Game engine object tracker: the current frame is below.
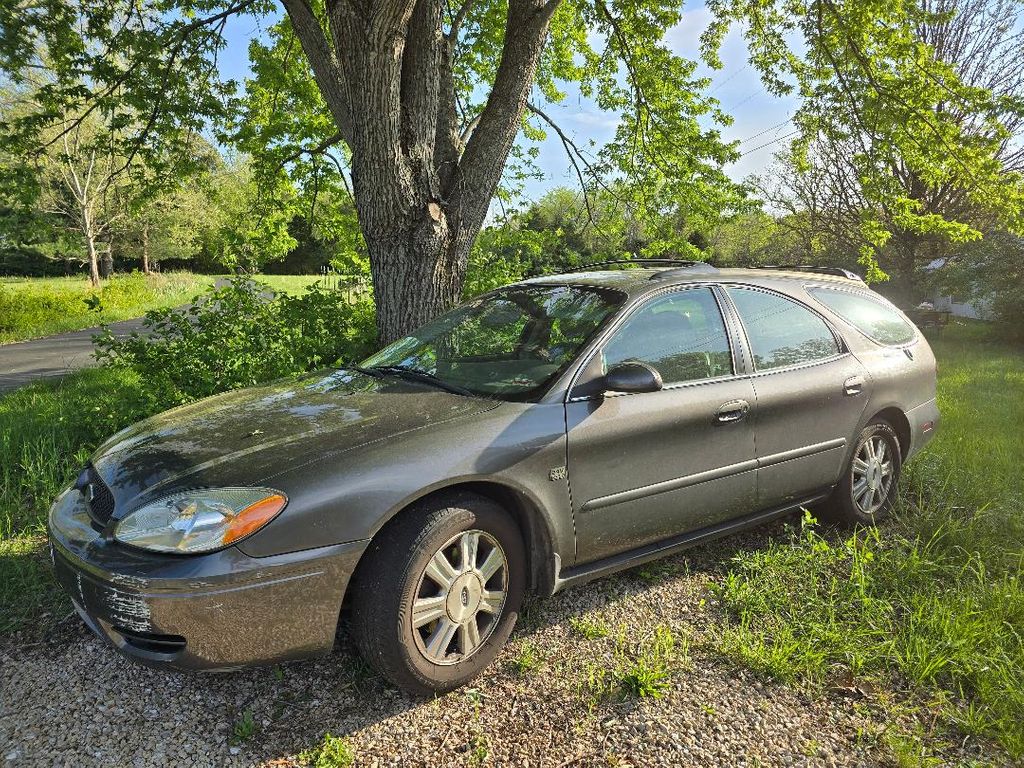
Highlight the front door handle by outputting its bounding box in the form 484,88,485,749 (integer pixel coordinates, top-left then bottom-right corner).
844,375,865,396
716,399,749,424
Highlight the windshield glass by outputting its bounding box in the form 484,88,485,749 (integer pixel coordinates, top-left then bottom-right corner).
360,284,624,400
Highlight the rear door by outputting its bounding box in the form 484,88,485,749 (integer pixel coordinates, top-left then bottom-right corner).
565,286,758,565
723,285,871,507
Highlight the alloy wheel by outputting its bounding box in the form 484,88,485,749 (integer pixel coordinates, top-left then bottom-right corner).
411,530,508,665
851,435,895,515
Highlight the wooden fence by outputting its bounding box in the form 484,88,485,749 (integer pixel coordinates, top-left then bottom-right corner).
319,266,371,304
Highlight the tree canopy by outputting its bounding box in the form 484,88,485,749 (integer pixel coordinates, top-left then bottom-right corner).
2,0,1023,325
704,0,1024,295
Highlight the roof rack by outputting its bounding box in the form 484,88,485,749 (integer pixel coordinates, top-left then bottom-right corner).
558,259,716,275
753,265,864,281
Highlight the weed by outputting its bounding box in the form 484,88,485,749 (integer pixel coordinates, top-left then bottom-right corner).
569,615,609,640
230,709,258,745
633,559,682,584
510,640,542,674
299,733,355,768
584,624,686,702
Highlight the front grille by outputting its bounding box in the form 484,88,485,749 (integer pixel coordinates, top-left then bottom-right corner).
83,465,116,528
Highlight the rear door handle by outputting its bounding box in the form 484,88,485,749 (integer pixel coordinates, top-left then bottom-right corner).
844,375,865,396
716,399,749,424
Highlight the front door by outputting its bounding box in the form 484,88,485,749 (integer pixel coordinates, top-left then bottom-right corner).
723,286,871,507
565,286,758,565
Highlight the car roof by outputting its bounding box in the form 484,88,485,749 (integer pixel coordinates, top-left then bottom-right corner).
518,266,865,299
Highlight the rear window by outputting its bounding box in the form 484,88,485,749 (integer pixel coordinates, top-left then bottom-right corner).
807,287,916,346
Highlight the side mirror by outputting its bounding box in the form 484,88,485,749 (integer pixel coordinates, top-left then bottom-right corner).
603,362,663,394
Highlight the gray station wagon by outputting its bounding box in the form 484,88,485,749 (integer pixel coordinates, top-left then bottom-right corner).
49,261,939,694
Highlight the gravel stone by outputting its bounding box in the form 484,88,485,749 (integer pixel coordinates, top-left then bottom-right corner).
0,523,1008,766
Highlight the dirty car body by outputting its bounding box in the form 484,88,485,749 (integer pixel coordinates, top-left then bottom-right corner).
49,264,939,682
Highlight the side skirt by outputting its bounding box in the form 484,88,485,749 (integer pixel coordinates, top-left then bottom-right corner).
550,491,832,594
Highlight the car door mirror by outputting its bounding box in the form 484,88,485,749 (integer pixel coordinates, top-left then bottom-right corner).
603,362,664,394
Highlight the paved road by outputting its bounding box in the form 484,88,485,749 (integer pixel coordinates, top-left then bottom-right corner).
0,317,147,394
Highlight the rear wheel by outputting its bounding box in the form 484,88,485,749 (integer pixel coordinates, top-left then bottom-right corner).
349,493,525,695
819,420,902,526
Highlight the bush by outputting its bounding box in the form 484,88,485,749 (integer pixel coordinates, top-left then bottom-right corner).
94,277,377,402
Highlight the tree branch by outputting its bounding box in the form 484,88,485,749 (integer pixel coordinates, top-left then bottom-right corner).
278,132,344,167
448,0,562,246
446,0,477,43
526,102,600,221
280,0,354,144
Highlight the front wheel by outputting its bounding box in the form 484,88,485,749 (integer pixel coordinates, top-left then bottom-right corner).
349,493,525,695
819,420,903,526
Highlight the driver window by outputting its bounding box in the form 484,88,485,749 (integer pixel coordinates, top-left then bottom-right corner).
603,288,733,385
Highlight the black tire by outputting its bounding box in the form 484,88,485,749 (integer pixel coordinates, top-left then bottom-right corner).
819,420,903,526
349,492,526,695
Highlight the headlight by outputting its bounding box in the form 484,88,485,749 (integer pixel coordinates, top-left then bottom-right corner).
113,488,287,554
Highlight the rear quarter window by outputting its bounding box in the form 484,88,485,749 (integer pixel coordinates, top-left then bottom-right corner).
807,287,916,346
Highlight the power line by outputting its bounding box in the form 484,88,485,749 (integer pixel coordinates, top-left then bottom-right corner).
736,118,793,145
741,129,802,156
727,91,760,110
709,64,749,94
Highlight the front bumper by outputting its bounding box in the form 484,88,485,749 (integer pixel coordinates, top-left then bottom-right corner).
48,486,369,671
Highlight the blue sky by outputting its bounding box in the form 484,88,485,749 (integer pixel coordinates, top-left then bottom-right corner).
217,2,798,201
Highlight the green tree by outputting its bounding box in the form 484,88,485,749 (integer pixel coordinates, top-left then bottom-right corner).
930,230,1024,338
704,0,1024,299
2,0,743,342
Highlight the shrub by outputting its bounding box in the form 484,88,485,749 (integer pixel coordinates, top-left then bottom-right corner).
94,277,377,402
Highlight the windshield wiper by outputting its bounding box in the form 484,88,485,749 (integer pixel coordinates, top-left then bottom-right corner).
363,365,476,397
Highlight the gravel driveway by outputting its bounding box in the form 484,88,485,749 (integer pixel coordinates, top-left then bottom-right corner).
0,523,1000,767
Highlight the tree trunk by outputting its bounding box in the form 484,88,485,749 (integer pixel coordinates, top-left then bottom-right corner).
366,206,467,344
100,230,114,278
141,223,151,274
85,231,100,287
887,232,922,307
283,0,559,346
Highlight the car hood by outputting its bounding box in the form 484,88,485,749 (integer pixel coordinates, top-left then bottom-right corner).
91,369,499,510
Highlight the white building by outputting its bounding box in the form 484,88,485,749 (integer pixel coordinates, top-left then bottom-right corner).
926,258,992,320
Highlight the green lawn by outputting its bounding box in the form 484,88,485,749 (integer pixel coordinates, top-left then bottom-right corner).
717,321,1024,760
0,320,1020,759
0,272,327,344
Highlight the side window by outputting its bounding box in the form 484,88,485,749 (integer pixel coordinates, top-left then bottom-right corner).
806,286,916,346
726,287,840,371
603,288,733,385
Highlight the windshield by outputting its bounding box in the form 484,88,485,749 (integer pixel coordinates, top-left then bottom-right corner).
359,284,624,400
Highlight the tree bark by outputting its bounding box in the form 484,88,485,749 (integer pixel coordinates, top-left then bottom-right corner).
141,223,151,274
887,232,923,306
100,230,114,279
85,230,101,286
283,0,560,344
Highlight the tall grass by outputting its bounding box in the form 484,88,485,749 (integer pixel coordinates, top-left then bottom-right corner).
716,322,1024,759
0,272,217,343
0,368,167,632
0,273,325,344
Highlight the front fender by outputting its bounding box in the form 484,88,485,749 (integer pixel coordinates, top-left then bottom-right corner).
236,402,574,566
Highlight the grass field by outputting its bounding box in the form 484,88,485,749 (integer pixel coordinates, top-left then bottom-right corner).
0,321,1020,759
717,322,1024,759
0,273,325,344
